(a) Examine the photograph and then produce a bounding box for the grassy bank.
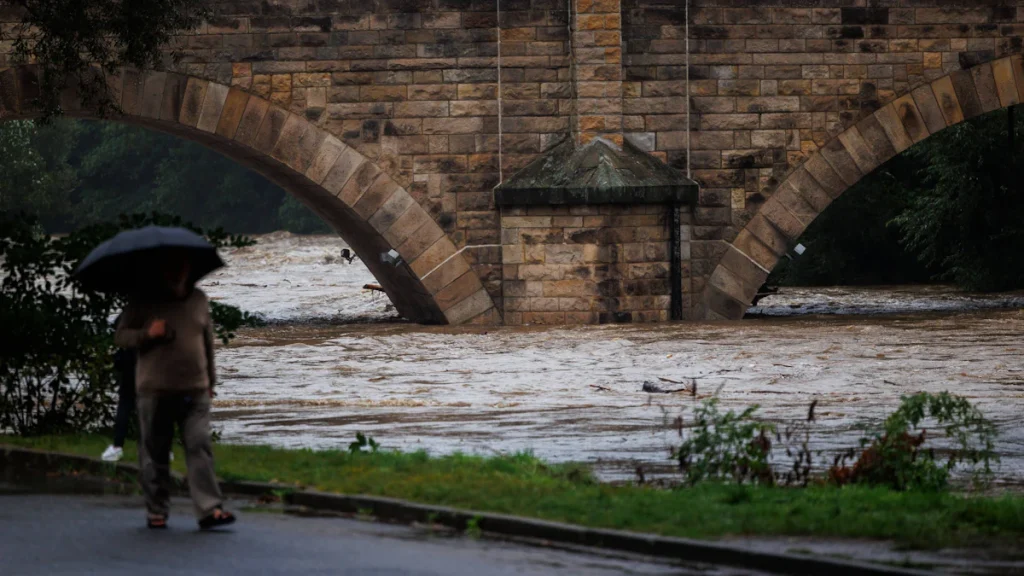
[5,434,1024,549]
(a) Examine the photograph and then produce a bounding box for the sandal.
[147,515,168,529]
[198,506,236,530]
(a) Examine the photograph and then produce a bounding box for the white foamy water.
[199,232,398,324]
[202,235,1024,483]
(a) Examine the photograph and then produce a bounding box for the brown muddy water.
[203,235,1024,483]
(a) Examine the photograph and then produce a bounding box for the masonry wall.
[501,204,685,324]
[621,1,1024,318]
[5,1,1024,323]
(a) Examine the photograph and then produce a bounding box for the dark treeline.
[0,119,330,235]
[774,107,1024,293]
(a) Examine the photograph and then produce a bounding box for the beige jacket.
[115,289,216,394]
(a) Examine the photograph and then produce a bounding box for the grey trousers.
[137,391,223,518]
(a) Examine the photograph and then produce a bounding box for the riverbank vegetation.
[775,106,1024,292]
[0,213,260,435]
[4,432,1023,549]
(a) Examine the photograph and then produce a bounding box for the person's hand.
[147,319,166,339]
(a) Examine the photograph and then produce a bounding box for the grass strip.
[5,434,1024,550]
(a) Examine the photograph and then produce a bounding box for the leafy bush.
[348,432,380,454]
[673,399,776,485]
[0,212,259,436]
[671,392,998,491]
[829,392,998,491]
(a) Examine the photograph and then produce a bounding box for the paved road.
[0,494,761,576]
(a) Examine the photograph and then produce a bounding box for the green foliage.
[3,0,207,118]
[278,195,331,235]
[775,107,1024,292]
[9,433,1024,549]
[0,212,257,436]
[841,392,999,491]
[673,399,776,486]
[892,110,1024,291]
[348,432,380,454]
[0,215,113,435]
[464,516,483,539]
[0,119,329,235]
[0,121,80,229]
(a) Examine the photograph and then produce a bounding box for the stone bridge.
[2,1,1023,324]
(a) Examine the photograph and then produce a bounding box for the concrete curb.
[0,445,932,576]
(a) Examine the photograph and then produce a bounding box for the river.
[201,234,1024,484]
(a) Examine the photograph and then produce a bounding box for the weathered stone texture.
[500,204,682,325]
[5,1,1024,323]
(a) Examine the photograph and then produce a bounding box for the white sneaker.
[101,445,123,462]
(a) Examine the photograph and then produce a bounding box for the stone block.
[321,147,365,195]
[197,82,230,134]
[773,181,817,226]
[706,283,747,320]
[949,69,984,119]
[384,203,433,247]
[851,111,892,166]
[523,311,567,325]
[216,88,251,139]
[732,229,780,271]
[400,220,446,263]
[251,105,289,155]
[744,213,789,257]
[836,127,880,175]
[369,189,415,235]
[409,236,457,277]
[992,57,1020,107]
[909,83,947,134]
[709,264,753,306]
[970,62,1001,114]
[819,138,863,186]
[930,75,964,126]
[1012,56,1024,103]
[435,270,484,311]
[233,96,271,147]
[803,154,846,198]
[139,71,168,119]
[178,77,209,127]
[893,93,929,144]
[306,135,347,185]
[444,288,495,325]
[272,116,324,174]
[353,174,401,220]
[874,103,914,153]
[159,73,187,123]
[759,199,806,241]
[121,69,145,116]
[785,168,833,214]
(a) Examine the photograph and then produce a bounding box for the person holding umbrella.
[77,226,235,530]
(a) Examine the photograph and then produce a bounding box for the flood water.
[201,234,1024,483]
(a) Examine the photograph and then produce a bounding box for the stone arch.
[700,55,1024,321]
[0,65,498,325]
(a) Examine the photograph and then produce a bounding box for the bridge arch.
[700,55,1024,321]
[0,65,498,325]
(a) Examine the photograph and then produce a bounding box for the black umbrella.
[74,226,225,294]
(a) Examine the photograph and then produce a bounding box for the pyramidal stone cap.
[494,136,698,207]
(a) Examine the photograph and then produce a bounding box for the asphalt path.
[0,494,763,576]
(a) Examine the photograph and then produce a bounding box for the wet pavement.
[0,494,755,576]
[200,235,1024,483]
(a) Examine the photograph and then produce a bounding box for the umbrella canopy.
[74,226,225,294]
